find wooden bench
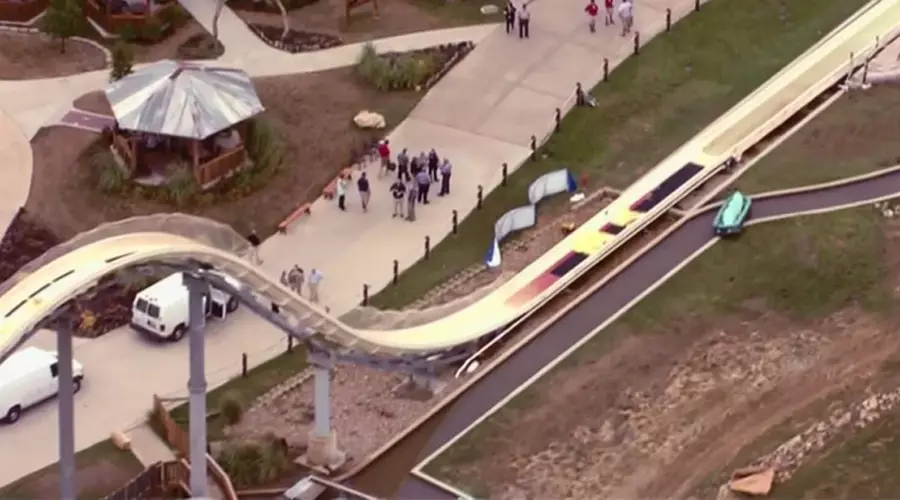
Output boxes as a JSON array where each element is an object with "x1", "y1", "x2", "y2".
[
  {"x1": 322, "y1": 168, "x2": 355, "y2": 199},
  {"x1": 277, "y1": 203, "x2": 312, "y2": 234}
]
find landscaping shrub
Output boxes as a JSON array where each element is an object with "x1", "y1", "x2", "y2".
[
  {"x1": 216, "y1": 435, "x2": 290, "y2": 487},
  {"x1": 109, "y1": 41, "x2": 134, "y2": 82},
  {"x1": 219, "y1": 394, "x2": 244, "y2": 426},
  {"x1": 92, "y1": 150, "x2": 129, "y2": 194},
  {"x1": 116, "y1": 24, "x2": 138, "y2": 43},
  {"x1": 165, "y1": 164, "x2": 198, "y2": 206},
  {"x1": 355, "y1": 42, "x2": 436, "y2": 91},
  {"x1": 141, "y1": 19, "x2": 164, "y2": 42},
  {"x1": 243, "y1": 118, "x2": 285, "y2": 181}
]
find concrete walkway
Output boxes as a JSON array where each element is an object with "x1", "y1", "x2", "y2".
[
  {"x1": 176, "y1": 0, "x2": 270, "y2": 54},
  {"x1": 0, "y1": 0, "x2": 703, "y2": 488}
]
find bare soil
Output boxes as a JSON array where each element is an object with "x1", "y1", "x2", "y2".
[
  {"x1": 0, "y1": 32, "x2": 107, "y2": 79},
  {"x1": 28, "y1": 68, "x2": 422, "y2": 239},
  {"x1": 236, "y1": 0, "x2": 450, "y2": 44}
]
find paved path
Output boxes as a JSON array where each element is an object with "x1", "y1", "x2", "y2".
[{"x1": 0, "y1": 0, "x2": 699, "y2": 487}]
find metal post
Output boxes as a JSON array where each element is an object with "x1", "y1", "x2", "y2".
[
  {"x1": 312, "y1": 355, "x2": 332, "y2": 437},
  {"x1": 554, "y1": 108, "x2": 561, "y2": 132},
  {"x1": 392, "y1": 259, "x2": 399, "y2": 285},
  {"x1": 666, "y1": 8, "x2": 671, "y2": 31},
  {"x1": 501, "y1": 163, "x2": 508, "y2": 186},
  {"x1": 57, "y1": 325, "x2": 76, "y2": 500},
  {"x1": 603, "y1": 59, "x2": 609, "y2": 82},
  {"x1": 477, "y1": 185, "x2": 483, "y2": 209},
  {"x1": 424, "y1": 236, "x2": 431, "y2": 260},
  {"x1": 633, "y1": 31, "x2": 640, "y2": 55},
  {"x1": 184, "y1": 274, "x2": 208, "y2": 498},
  {"x1": 362, "y1": 284, "x2": 369, "y2": 306},
  {"x1": 452, "y1": 210, "x2": 458, "y2": 235},
  {"x1": 694, "y1": 0, "x2": 699, "y2": 11}
]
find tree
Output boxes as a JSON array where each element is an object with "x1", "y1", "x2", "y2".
[
  {"x1": 40, "y1": 0, "x2": 86, "y2": 54},
  {"x1": 212, "y1": 0, "x2": 224, "y2": 40},
  {"x1": 267, "y1": 0, "x2": 289, "y2": 40},
  {"x1": 109, "y1": 41, "x2": 134, "y2": 82}
]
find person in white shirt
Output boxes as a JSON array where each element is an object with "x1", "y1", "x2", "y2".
[
  {"x1": 518, "y1": 2, "x2": 531, "y2": 38},
  {"x1": 617, "y1": 0, "x2": 633, "y2": 37},
  {"x1": 308, "y1": 268, "x2": 323, "y2": 303}
]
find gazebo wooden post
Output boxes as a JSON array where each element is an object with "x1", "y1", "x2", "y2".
[
  {"x1": 130, "y1": 136, "x2": 138, "y2": 173},
  {"x1": 191, "y1": 139, "x2": 201, "y2": 185}
]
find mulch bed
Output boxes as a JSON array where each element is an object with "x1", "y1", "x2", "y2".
[
  {"x1": 0, "y1": 209, "x2": 136, "y2": 339},
  {"x1": 228, "y1": 0, "x2": 321, "y2": 13},
  {"x1": 175, "y1": 32, "x2": 225, "y2": 60},
  {"x1": 249, "y1": 23, "x2": 343, "y2": 53}
]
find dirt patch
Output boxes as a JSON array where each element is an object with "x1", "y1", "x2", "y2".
[
  {"x1": 0, "y1": 209, "x2": 140, "y2": 338},
  {"x1": 174, "y1": 32, "x2": 225, "y2": 60},
  {"x1": 429, "y1": 309, "x2": 900, "y2": 499},
  {"x1": 235, "y1": 0, "x2": 450, "y2": 44},
  {"x1": 32, "y1": 68, "x2": 422, "y2": 239},
  {"x1": 0, "y1": 32, "x2": 107, "y2": 79},
  {"x1": 129, "y1": 19, "x2": 223, "y2": 63}
]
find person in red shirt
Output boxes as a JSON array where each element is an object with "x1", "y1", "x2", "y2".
[
  {"x1": 585, "y1": 0, "x2": 599, "y2": 32},
  {"x1": 376, "y1": 140, "x2": 390, "y2": 178},
  {"x1": 604, "y1": 0, "x2": 614, "y2": 26}
]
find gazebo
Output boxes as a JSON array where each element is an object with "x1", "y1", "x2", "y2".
[{"x1": 105, "y1": 60, "x2": 265, "y2": 188}]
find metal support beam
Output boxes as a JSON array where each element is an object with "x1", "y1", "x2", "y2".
[
  {"x1": 310, "y1": 352, "x2": 333, "y2": 437},
  {"x1": 184, "y1": 273, "x2": 209, "y2": 498},
  {"x1": 56, "y1": 325, "x2": 76, "y2": 500}
]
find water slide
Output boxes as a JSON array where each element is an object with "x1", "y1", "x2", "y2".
[{"x1": 1, "y1": 0, "x2": 899, "y2": 367}]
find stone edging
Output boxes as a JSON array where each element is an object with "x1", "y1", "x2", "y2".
[{"x1": 0, "y1": 24, "x2": 112, "y2": 66}]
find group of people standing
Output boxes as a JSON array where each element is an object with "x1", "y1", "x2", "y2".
[
  {"x1": 504, "y1": 0, "x2": 634, "y2": 38},
  {"x1": 387, "y1": 144, "x2": 453, "y2": 222},
  {"x1": 280, "y1": 266, "x2": 324, "y2": 303}
]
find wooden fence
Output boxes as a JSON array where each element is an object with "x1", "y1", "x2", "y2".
[
  {"x1": 0, "y1": 0, "x2": 47, "y2": 22},
  {"x1": 151, "y1": 395, "x2": 239, "y2": 500}
]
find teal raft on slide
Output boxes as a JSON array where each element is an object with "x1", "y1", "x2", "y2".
[{"x1": 713, "y1": 191, "x2": 752, "y2": 236}]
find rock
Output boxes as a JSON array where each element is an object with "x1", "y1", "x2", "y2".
[
  {"x1": 481, "y1": 4, "x2": 499, "y2": 14},
  {"x1": 354, "y1": 110, "x2": 386, "y2": 129},
  {"x1": 729, "y1": 467, "x2": 775, "y2": 496}
]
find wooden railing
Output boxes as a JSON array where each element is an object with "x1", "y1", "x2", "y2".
[
  {"x1": 112, "y1": 134, "x2": 136, "y2": 174},
  {"x1": 103, "y1": 461, "x2": 189, "y2": 500},
  {"x1": 196, "y1": 147, "x2": 247, "y2": 188},
  {"x1": 0, "y1": 0, "x2": 47, "y2": 22},
  {"x1": 151, "y1": 395, "x2": 239, "y2": 500}
]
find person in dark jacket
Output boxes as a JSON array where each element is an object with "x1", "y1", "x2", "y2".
[
  {"x1": 246, "y1": 229, "x2": 262, "y2": 264},
  {"x1": 415, "y1": 169, "x2": 431, "y2": 204},
  {"x1": 427, "y1": 149, "x2": 440, "y2": 182},
  {"x1": 504, "y1": 1, "x2": 516, "y2": 34},
  {"x1": 438, "y1": 159, "x2": 452, "y2": 196}
]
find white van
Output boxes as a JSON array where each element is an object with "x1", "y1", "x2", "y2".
[
  {"x1": 130, "y1": 272, "x2": 240, "y2": 342},
  {"x1": 0, "y1": 347, "x2": 85, "y2": 424}
]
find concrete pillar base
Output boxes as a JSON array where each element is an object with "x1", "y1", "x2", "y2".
[{"x1": 297, "y1": 431, "x2": 347, "y2": 474}]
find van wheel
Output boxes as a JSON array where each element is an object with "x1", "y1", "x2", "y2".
[
  {"x1": 4, "y1": 405, "x2": 21, "y2": 424},
  {"x1": 226, "y1": 297, "x2": 239, "y2": 313},
  {"x1": 73, "y1": 377, "x2": 82, "y2": 394},
  {"x1": 169, "y1": 325, "x2": 187, "y2": 342}
]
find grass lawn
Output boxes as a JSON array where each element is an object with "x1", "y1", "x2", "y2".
[
  {"x1": 0, "y1": 440, "x2": 144, "y2": 500},
  {"x1": 424, "y1": 205, "x2": 893, "y2": 493},
  {"x1": 163, "y1": 348, "x2": 307, "y2": 441},
  {"x1": 369, "y1": 0, "x2": 872, "y2": 309},
  {"x1": 735, "y1": 85, "x2": 900, "y2": 194}
]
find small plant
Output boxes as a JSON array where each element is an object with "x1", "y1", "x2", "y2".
[
  {"x1": 109, "y1": 41, "x2": 135, "y2": 82},
  {"x1": 219, "y1": 394, "x2": 244, "y2": 426},
  {"x1": 78, "y1": 310, "x2": 97, "y2": 332},
  {"x1": 355, "y1": 43, "x2": 436, "y2": 91},
  {"x1": 245, "y1": 119, "x2": 285, "y2": 179},
  {"x1": 166, "y1": 165, "x2": 198, "y2": 206},
  {"x1": 141, "y1": 19, "x2": 164, "y2": 41},
  {"x1": 40, "y1": 0, "x2": 87, "y2": 53},
  {"x1": 92, "y1": 150, "x2": 129, "y2": 193},
  {"x1": 217, "y1": 438, "x2": 290, "y2": 487},
  {"x1": 116, "y1": 24, "x2": 138, "y2": 42}
]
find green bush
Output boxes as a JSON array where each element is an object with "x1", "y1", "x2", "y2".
[
  {"x1": 117, "y1": 24, "x2": 138, "y2": 42},
  {"x1": 141, "y1": 19, "x2": 164, "y2": 41},
  {"x1": 109, "y1": 41, "x2": 134, "y2": 82},
  {"x1": 217, "y1": 436, "x2": 290, "y2": 487},
  {"x1": 245, "y1": 118, "x2": 285, "y2": 180},
  {"x1": 355, "y1": 43, "x2": 435, "y2": 91},
  {"x1": 219, "y1": 395, "x2": 244, "y2": 426},
  {"x1": 91, "y1": 150, "x2": 129, "y2": 193},
  {"x1": 165, "y1": 164, "x2": 198, "y2": 206}
]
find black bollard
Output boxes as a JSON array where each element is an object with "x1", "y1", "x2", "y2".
[
  {"x1": 603, "y1": 58, "x2": 609, "y2": 82},
  {"x1": 477, "y1": 185, "x2": 483, "y2": 210},
  {"x1": 362, "y1": 284, "x2": 369, "y2": 306},
  {"x1": 666, "y1": 8, "x2": 671, "y2": 31},
  {"x1": 530, "y1": 135, "x2": 537, "y2": 160},
  {"x1": 501, "y1": 163, "x2": 508, "y2": 186},
  {"x1": 862, "y1": 61, "x2": 870, "y2": 85},
  {"x1": 288, "y1": 335, "x2": 293, "y2": 352},
  {"x1": 452, "y1": 209, "x2": 459, "y2": 235},
  {"x1": 695, "y1": 0, "x2": 699, "y2": 11},
  {"x1": 554, "y1": 108, "x2": 561, "y2": 133},
  {"x1": 425, "y1": 236, "x2": 431, "y2": 260},
  {"x1": 241, "y1": 353, "x2": 248, "y2": 377},
  {"x1": 392, "y1": 259, "x2": 399, "y2": 285},
  {"x1": 633, "y1": 32, "x2": 640, "y2": 55}
]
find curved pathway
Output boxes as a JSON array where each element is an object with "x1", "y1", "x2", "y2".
[{"x1": 375, "y1": 165, "x2": 900, "y2": 498}]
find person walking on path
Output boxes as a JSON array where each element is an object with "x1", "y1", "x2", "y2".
[
  {"x1": 397, "y1": 148, "x2": 410, "y2": 182},
  {"x1": 604, "y1": 0, "x2": 615, "y2": 25},
  {"x1": 518, "y1": 2, "x2": 531, "y2": 39},
  {"x1": 308, "y1": 268, "x2": 323, "y2": 303},
  {"x1": 336, "y1": 174, "x2": 349, "y2": 211},
  {"x1": 585, "y1": 0, "x2": 599, "y2": 32},
  {"x1": 617, "y1": 0, "x2": 633, "y2": 36},
  {"x1": 415, "y1": 169, "x2": 431, "y2": 204},
  {"x1": 504, "y1": 1, "x2": 516, "y2": 34},
  {"x1": 427, "y1": 149, "x2": 440, "y2": 182},
  {"x1": 438, "y1": 159, "x2": 452, "y2": 196},
  {"x1": 406, "y1": 180, "x2": 418, "y2": 222},
  {"x1": 390, "y1": 178, "x2": 406, "y2": 217},
  {"x1": 377, "y1": 140, "x2": 391, "y2": 178},
  {"x1": 289, "y1": 266, "x2": 304, "y2": 295},
  {"x1": 246, "y1": 228, "x2": 262, "y2": 265},
  {"x1": 357, "y1": 172, "x2": 371, "y2": 212}
]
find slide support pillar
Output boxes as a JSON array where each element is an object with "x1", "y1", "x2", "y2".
[
  {"x1": 304, "y1": 351, "x2": 346, "y2": 471},
  {"x1": 185, "y1": 273, "x2": 210, "y2": 497},
  {"x1": 56, "y1": 324, "x2": 76, "y2": 500}
]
